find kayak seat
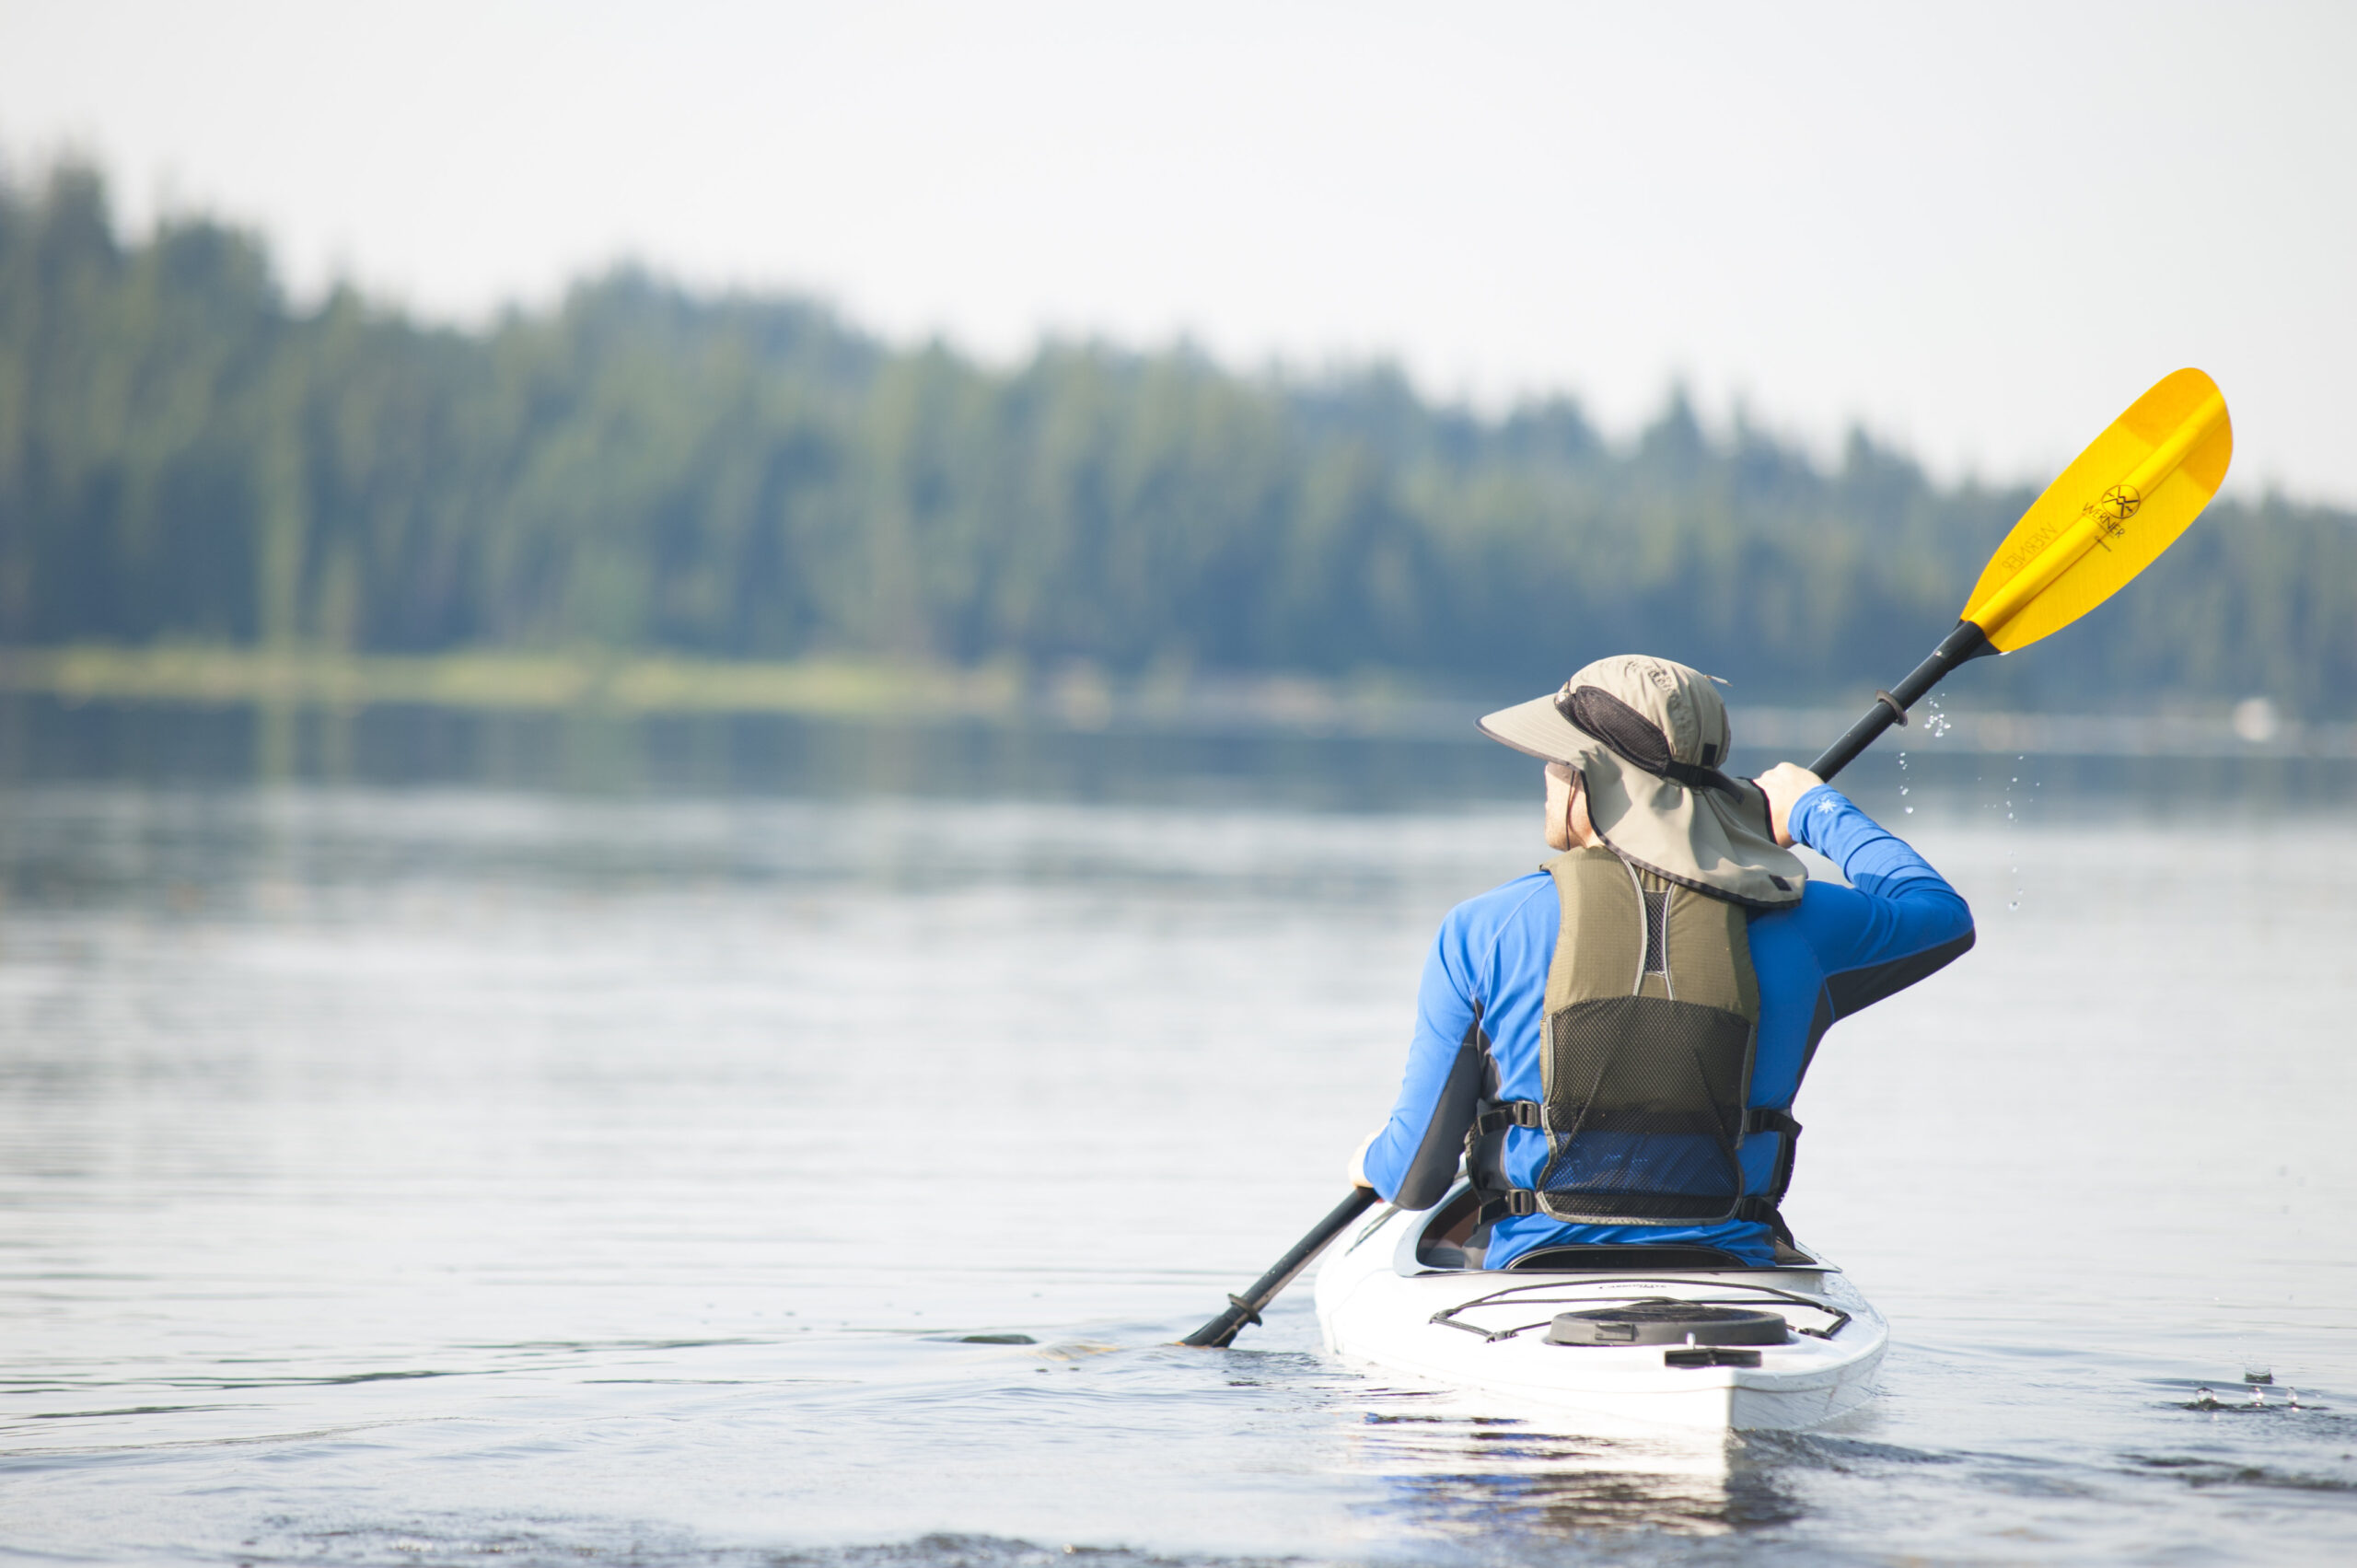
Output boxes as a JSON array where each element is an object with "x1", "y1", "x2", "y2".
[
  {"x1": 1506, "y1": 1243, "x2": 1753, "y2": 1272},
  {"x1": 1412, "y1": 1184, "x2": 1488, "y2": 1270}
]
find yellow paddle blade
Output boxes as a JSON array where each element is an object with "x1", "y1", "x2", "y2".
[{"x1": 1961, "y1": 367, "x2": 2233, "y2": 652}]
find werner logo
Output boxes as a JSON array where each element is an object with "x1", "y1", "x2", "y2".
[{"x1": 2082, "y1": 484, "x2": 2140, "y2": 551}]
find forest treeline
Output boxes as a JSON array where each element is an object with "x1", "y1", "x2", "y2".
[{"x1": 4, "y1": 163, "x2": 2351, "y2": 713}]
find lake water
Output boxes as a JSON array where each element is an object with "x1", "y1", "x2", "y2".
[{"x1": 4, "y1": 701, "x2": 2354, "y2": 1566}]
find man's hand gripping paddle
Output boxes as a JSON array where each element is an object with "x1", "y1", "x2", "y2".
[{"x1": 1181, "y1": 368, "x2": 2233, "y2": 1349}]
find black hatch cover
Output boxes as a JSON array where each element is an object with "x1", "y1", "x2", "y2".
[{"x1": 1545, "y1": 1300, "x2": 1789, "y2": 1347}]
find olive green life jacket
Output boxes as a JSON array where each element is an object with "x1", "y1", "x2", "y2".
[{"x1": 1466, "y1": 846, "x2": 1800, "y2": 1235}]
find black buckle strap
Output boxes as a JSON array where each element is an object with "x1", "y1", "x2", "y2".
[
  {"x1": 1473, "y1": 1099, "x2": 1545, "y2": 1135},
  {"x1": 1469, "y1": 1108, "x2": 1803, "y2": 1235},
  {"x1": 1475, "y1": 1189, "x2": 1538, "y2": 1225}
]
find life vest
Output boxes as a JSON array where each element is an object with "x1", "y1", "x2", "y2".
[{"x1": 1465, "y1": 845, "x2": 1802, "y2": 1240}]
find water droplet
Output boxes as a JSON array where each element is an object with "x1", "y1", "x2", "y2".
[
  {"x1": 2007, "y1": 900, "x2": 2019, "y2": 911},
  {"x1": 1904, "y1": 806, "x2": 1914, "y2": 814},
  {"x1": 2194, "y1": 1386, "x2": 2216, "y2": 1406}
]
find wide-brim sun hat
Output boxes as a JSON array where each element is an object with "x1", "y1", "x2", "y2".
[{"x1": 1478, "y1": 654, "x2": 1806, "y2": 909}]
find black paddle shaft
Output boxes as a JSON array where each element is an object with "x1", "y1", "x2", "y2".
[
  {"x1": 1180, "y1": 1188, "x2": 1381, "y2": 1348},
  {"x1": 1807, "y1": 621, "x2": 1996, "y2": 783}
]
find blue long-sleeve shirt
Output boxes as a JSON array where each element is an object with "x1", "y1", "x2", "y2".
[{"x1": 1364, "y1": 784, "x2": 1974, "y2": 1267}]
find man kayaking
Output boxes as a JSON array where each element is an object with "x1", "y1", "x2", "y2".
[{"x1": 1348, "y1": 654, "x2": 1974, "y2": 1268}]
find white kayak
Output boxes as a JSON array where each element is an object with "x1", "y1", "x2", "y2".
[{"x1": 1314, "y1": 1182, "x2": 1887, "y2": 1434}]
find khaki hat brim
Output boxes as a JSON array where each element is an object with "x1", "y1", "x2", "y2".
[{"x1": 1475, "y1": 693, "x2": 1593, "y2": 764}]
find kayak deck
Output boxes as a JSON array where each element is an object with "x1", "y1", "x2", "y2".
[{"x1": 1313, "y1": 1188, "x2": 1887, "y2": 1434}]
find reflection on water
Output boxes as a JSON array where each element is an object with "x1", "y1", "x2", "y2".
[
  {"x1": 1349, "y1": 1409, "x2": 1798, "y2": 1539},
  {"x1": 2, "y1": 700, "x2": 2355, "y2": 1566}
]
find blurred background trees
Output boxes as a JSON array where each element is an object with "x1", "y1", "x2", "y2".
[{"x1": 4, "y1": 163, "x2": 2350, "y2": 713}]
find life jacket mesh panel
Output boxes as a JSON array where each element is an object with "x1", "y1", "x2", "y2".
[
  {"x1": 1641, "y1": 889, "x2": 1670, "y2": 974},
  {"x1": 1536, "y1": 993, "x2": 1753, "y2": 1224}
]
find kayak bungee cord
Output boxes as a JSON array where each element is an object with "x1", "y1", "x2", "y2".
[{"x1": 1424, "y1": 1277, "x2": 1853, "y2": 1344}]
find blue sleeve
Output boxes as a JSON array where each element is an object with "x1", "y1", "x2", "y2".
[{"x1": 1785, "y1": 784, "x2": 1975, "y2": 1014}]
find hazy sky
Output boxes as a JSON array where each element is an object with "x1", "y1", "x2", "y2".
[{"x1": 3, "y1": 1, "x2": 2351, "y2": 503}]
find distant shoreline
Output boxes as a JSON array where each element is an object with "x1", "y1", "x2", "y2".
[{"x1": 3, "y1": 644, "x2": 2350, "y2": 761}]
